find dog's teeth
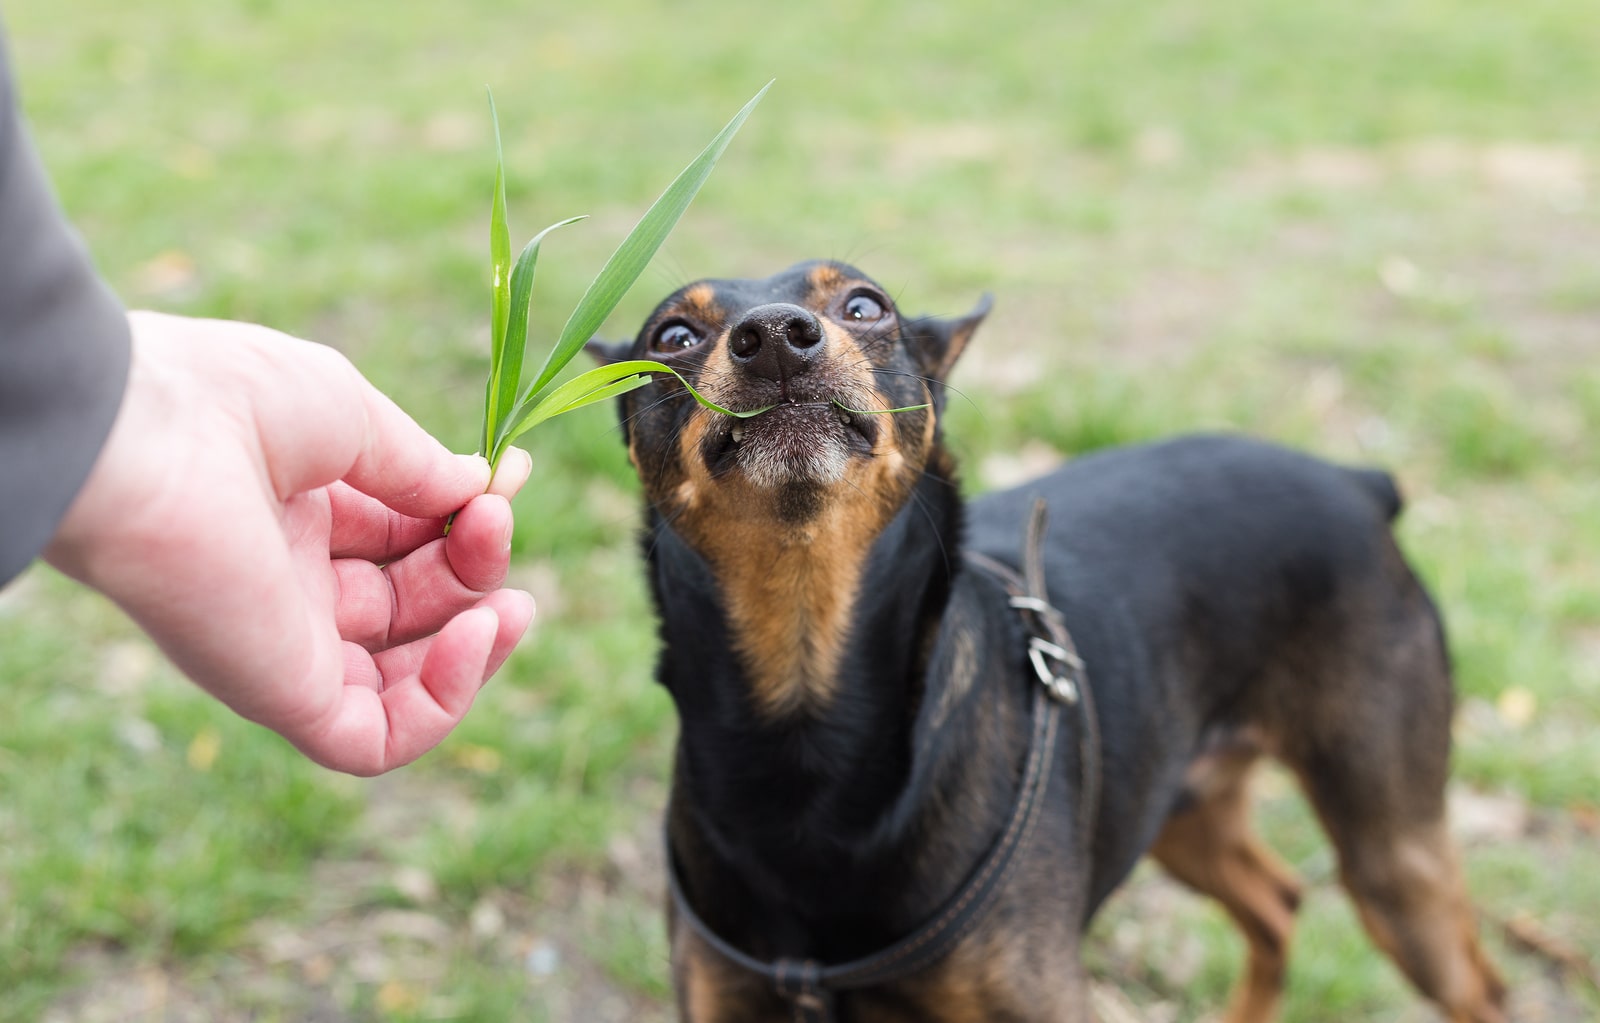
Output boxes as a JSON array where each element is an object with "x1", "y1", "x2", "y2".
[{"x1": 730, "y1": 424, "x2": 744, "y2": 444}]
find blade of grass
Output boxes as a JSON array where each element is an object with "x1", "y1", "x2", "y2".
[
  {"x1": 552, "y1": 373, "x2": 653, "y2": 415},
  {"x1": 482, "y1": 90, "x2": 513, "y2": 457},
  {"x1": 496, "y1": 363, "x2": 661, "y2": 454},
  {"x1": 494, "y1": 215, "x2": 588, "y2": 446},
  {"x1": 834, "y1": 400, "x2": 931, "y2": 414},
  {"x1": 494, "y1": 359, "x2": 775, "y2": 460},
  {"x1": 499, "y1": 373, "x2": 927, "y2": 456},
  {"x1": 516, "y1": 81, "x2": 773, "y2": 409}
]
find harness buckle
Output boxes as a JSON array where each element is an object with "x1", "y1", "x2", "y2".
[
  {"x1": 1008, "y1": 595, "x2": 1053, "y2": 614},
  {"x1": 1028, "y1": 636, "x2": 1081, "y2": 704}
]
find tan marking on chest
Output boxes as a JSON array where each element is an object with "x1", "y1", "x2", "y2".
[{"x1": 710, "y1": 498, "x2": 879, "y2": 715}]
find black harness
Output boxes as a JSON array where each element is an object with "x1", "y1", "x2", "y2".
[{"x1": 667, "y1": 500, "x2": 1102, "y2": 1022}]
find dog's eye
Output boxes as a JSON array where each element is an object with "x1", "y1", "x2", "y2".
[
  {"x1": 651, "y1": 321, "x2": 703, "y2": 353},
  {"x1": 844, "y1": 293, "x2": 887, "y2": 323}
]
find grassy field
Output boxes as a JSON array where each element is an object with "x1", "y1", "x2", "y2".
[{"x1": 2, "y1": 1, "x2": 1597, "y2": 1020}]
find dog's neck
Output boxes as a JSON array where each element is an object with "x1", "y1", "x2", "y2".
[{"x1": 644, "y1": 458, "x2": 1032, "y2": 960}]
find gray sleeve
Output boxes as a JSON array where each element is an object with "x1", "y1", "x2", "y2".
[{"x1": 0, "y1": 24, "x2": 132, "y2": 586}]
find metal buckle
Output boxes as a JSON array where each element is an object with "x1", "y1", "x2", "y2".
[
  {"x1": 1028, "y1": 636, "x2": 1081, "y2": 704},
  {"x1": 1008, "y1": 596, "x2": 1054, "y2": 614}
]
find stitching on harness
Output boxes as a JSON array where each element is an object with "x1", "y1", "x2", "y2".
[{"x1": 931, "y1": 703, "x2": 1060, "y2": 949}]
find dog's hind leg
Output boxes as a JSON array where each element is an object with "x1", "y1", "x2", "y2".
[
  {"x1": 1277, "y1": 567, "x2": 1507, "y2": 1023},
  {"x1": 1288, "y1": 753, "x2": 1507, "y2": 1022},
  {"x1": 1151, "y1": 746, "x2": 1302, "y2": 1023},
  {"x1": 1313, "y1": 814, "x2": 1507, "y2": 1023}
]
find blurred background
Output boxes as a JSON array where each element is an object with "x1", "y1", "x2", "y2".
[{"x1": 2, "y1": 1, "x2": 1597, "y2": 1020}]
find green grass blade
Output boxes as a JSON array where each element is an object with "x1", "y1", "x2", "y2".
[
  {"x1": 674, "y1": 374, "x2": 772, "y2": 418},
  {"x1": 493, "y1": 358, "x2": 775, "y2": 462},
  {"x1": 834, "y1": 400, "x2": 931, "y2": 415},
  {"x1": 545, "y1": 359, "x2": 773, "y2": 418},
  {"x1": 520, "y1": 81, "x2": 773, "y2": 405},
  {"x1": 551, "y1": 374, "x2": 653, "y2": 416},
  {"x1": 491, "y1": 215, "x2": 588, "y2": 453},
  {"x1": 495, "y1": 363, "x2": 654, "y2": 458},
  {"x1": 498, "y1": 362, "x2": 660, "y2": 451},
  {"x1": 482, "y1": 89, "x2": 513, "y2": 457}
]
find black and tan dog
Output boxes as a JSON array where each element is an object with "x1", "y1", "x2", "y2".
[{"x1": 588, "y1": 261, "x2": 1507, "y2": 1023}]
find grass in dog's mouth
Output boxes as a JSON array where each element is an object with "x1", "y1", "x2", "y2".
[
  {"x1": 713, "y1": 400, "x2": 899, "y2": 470},
  {"x1": 833, "y1": 399, "x2": 929, "y2": 416},
  {"x1": 714, "y1": 399, "x2": 928, "y2": 457},
  {"x1": 735, "y1": 399, "x2": 927, "y2": 418}
]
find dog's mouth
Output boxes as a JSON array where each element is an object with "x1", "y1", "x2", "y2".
[{"x1": 703, "y1": 400, "x2": 878, "y2": 487}]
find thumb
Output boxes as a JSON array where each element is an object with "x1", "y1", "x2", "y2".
[
  {"x1": 197, "y1": 315, "x2": 491, "y2": 515},
  {"x1": 343, "y1": 383, "x2": 493, "y2": 518}
]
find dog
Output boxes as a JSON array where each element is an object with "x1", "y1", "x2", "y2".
[{"x1": 587, "y1": 260, "x2": 1508, "y2": 1023}]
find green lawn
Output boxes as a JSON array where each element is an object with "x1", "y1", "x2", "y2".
[{"x1": 2, "y1": 1, "x2": 1597, "y2": 1020}]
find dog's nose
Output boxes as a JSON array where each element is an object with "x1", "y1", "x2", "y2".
[{"x1": 727, "y1": 303, "x2": 824, "y2": 381}]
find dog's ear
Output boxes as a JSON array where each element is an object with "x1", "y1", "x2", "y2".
[
  {"x1": 584, "y1": 338, "x2": 633, "y2": 365},
  {"x1": 910, "y1": 293, "x2": 992, "y2": 380}
]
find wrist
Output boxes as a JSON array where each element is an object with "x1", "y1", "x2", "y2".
[{"x1": 42, "y1": 318, "x2": 188, "y2": 587}]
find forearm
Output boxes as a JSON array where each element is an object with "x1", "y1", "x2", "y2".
[{"x1": 0, "y1": 24, "x2": 131, "y2": 586}]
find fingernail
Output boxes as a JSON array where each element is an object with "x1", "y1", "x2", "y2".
[
  {"x1": 501, "y1": 513, "x2": 515, "y2": 553},
  {"x1": 511, "y1": 589, "x2": 537, "y2": 633},
  {"x1": 506, "y1": 447, "x2": 532, "y2": 488}
]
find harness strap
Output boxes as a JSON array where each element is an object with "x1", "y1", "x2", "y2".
[
  {"x1": 667, "y1": 498, "x2": 1099, "y2": 1021},
  {"x1": 666, "y1": 689, "x2": 1061, "y2": 998},
  {"x1": 967, "y1": 501, "x2": 1101, "y2": 864}
]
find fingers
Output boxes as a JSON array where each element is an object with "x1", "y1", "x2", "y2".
[
  {"x1": 328, "y1": 447, "x2": 531, "y2": 562},
  {"x1": 298, "y1": 591, "x2": 535, "y2": 776},
  {"x1": 302, "y1": 605, "x2": 498, "y2": 775},
  {"x1": 332, "y1": 493, "x2": 513, "y2": 649},
  {"x1": 212, "y1": 319, "x2": 491, "y2": 516},
  {"x1": 385, "y1": 604, "x2": 499, "y2": 759},
  {"x1": 344, "y1": 384, "x2": 494, "y2": 518},
  {"x1": 173, "y1": 313, "x2": 531, "y2": 541},
  {"x1": 327, "y1": 482, "x2": 450, "y2": 562},
  {"x1": 369, "y1": 588, "x2": 535, "y2": 685}
]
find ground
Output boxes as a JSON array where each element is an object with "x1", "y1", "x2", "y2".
[{"x1": 2, "y1": 1, "x2": 1597, "y2": 1020}]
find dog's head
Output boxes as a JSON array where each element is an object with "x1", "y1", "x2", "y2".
[{"x1": 591, "y1": 260, "x2": 989, "y2": 536}]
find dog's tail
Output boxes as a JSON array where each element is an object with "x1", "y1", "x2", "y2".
[{"x1": 1348, "y1": 466, "x2": 1404, "y2": 522}]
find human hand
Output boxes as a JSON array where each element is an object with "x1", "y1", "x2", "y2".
[{"x1": 44, "y1": 311, "x2": 536, "y2": 775}]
